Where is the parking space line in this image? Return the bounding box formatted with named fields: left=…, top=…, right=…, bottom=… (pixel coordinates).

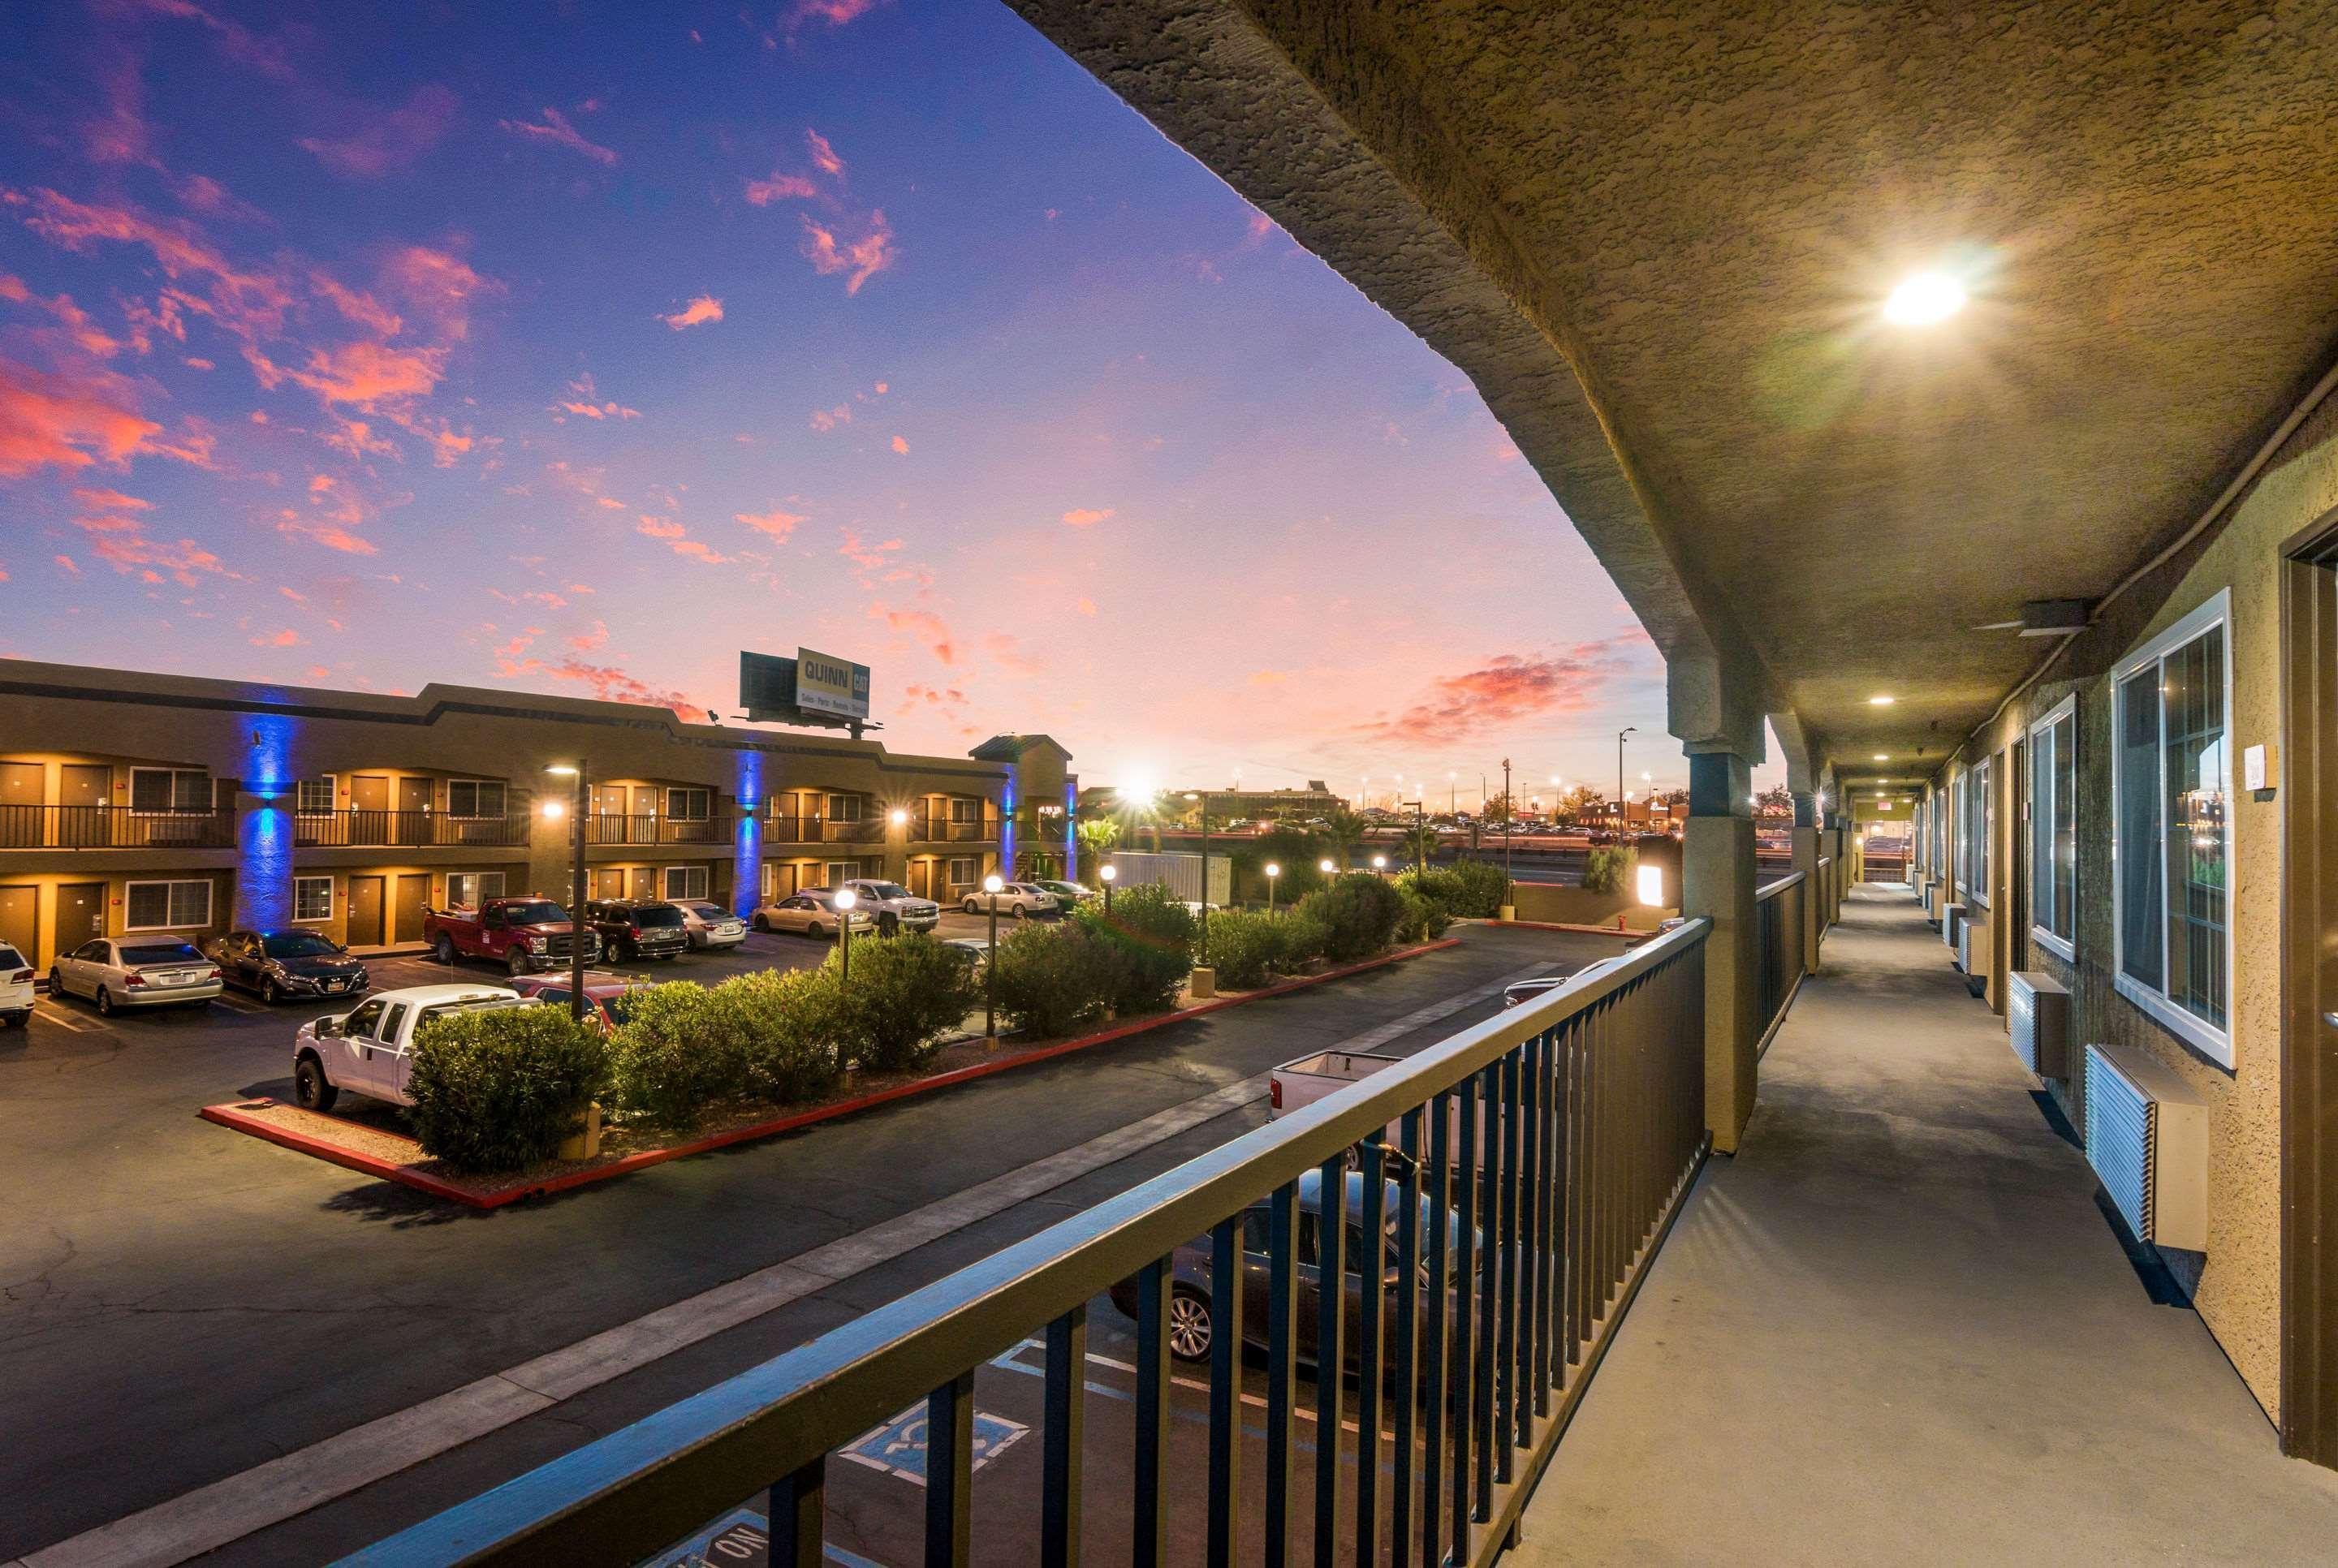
left=34, top=1002, right=96, bottom=1033
left=210, top=994, right=270, bottom=1015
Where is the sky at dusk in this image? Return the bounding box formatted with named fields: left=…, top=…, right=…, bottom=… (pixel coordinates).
left=0, top=0, right=1766, bottom=805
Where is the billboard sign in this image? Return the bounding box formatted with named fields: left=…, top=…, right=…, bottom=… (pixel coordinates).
left=794, top=647, right=870, bottom=722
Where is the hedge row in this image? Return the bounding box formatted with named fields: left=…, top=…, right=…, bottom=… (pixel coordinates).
left=990, top=883, right=1197, bottom=1036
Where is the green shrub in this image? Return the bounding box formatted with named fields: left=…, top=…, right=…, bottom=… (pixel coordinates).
left=1583, top=846, right=1638, bottom=896
left=1207, top=909, right=1284, bottom=989
left=990, top=920, right=1116, bottom=1036
left=1396, top=885, right=1453, bottom=942
left=719, top=967, right=848, bottom=1105
left=1294, top=873, right=1404, bottom=963
left=1075, top=882, right=1195, bottom=1013
left=833, top=933, right=981, bottom=1071
left=1445, top=859, right=1512, bottom=917
left=408, top=1004, right=608, bottom=1174
left=1275, top=909, right=1330, bottom=969
left=606, top=980, right=735, bottom=1131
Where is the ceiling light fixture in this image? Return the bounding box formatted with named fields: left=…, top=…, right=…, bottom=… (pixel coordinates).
left=1869, top=695, right=1895, bottom=706
left=1883, top=271, right=1966, bottom=326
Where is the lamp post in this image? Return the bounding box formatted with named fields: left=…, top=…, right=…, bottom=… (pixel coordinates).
left=543, top=762, right=588, bottom=1026
left=1413, top=798, right=1428, bottom=875
left=833, top=885, right=856, bottom=988
left=1616, top=726, right=1637, bottom=838
left=1372, top=853, right=1387, bottom=877
left=982, top=872, right=1003, bottom=1043
left=1100, top=860, right=1116, bottom=914
left=1318, top=856, right=1335, bottom=886
left=1265, top=861, right=1279, bottom=915
left=1184, top=790, right=1210, bottom=967
left=1502, top=755, right=1513, bottom=902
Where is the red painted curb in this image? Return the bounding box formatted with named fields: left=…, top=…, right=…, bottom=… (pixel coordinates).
left=1484, top=918, right=1654, bottom=941
left=201, top=935, right=1468, bottom=1208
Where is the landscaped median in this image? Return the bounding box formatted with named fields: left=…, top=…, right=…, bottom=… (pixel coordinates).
left=200, top=877, right=1462, bottom=1208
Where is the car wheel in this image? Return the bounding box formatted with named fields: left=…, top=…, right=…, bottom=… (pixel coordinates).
left=294, top=1054, right=339, bottom=1113
left=507, top=949, right=530, bottom=976
left=47, top=967, right=64, bottom=1001
left=261, top=977, right=282, bottom=1005
left=95, top=986, right=114, bottom=1017
left=809, top=921, right=828, bottom=939
left=753, top=914, right=770, bottom=933
left=434, top=935, right=458, bottom=965
left=1011, top=905, right=1027, bottom=920
left=963, top=898, right=977, bottom=915
left=878, top=913, right=899, bottom=938
left=1167, top=1286, right=1214, bottom=1362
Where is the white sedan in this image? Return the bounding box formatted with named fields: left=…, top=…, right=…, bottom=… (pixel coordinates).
left=959, top=881, right=1057, bottom=918
left=1, top=941, right=32, bottom=1027
left=669, top=899, right=748, bottom=950
left=751, top=889, right=875, bottom=939
left=47, top=936, right=223, bottom=1015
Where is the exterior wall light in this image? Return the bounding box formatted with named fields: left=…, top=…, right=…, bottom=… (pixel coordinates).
left=1883, top=271, right=1966, bottom=325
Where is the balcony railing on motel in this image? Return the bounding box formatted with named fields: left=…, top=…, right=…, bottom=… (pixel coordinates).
left=761, top=812, right=886, bottom=845
left=585, top=813, right=728, bottom=846
left=918, top=814, right=996, bottom=842
left=294, top=810, right=529, bottom=849
left=352, top=917, right=1715, bottom=1568
left=1754, top=868, right=1809, bottom=1036
left=0, top=804, right=235, bottom=850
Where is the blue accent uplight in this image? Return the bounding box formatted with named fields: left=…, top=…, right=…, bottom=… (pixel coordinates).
left=1000, top=765, right=1018, bottom=881
left=735, top=752, right=765, bottom=917
left=237, top=800, right=293, bottom=930
left=1063, top=779, right=1078, bottom=878
left=243, top=712, right=300, bottom=799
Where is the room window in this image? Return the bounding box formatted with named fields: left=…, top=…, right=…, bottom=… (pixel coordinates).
left=294, top=876, right=334, bottom=923
left=949, top=796, right=981, bottom=824
left=2028, top=699, right=2077, bottom=959
left=824, top=859, right=860, bottom=887
left=128, top=769, right=209, bottom=813
left=663, top=865, right=710, bottom=900
left=2112, top=592, right=2232, bottom=1065
left=445, top=872, right=506, bottom=909
left=295, top=777, right=337, bottom=815
left=947, top=856, right=977, bottom=887
left=1962, top=756, right=1993, bottom=907
left=446, top=779, right=505, bottom=819
left=827, top=794, right=864, bottom=822
left=125, top=879, right=211, bottom=930
left=666, top=787, right=712, bottom=821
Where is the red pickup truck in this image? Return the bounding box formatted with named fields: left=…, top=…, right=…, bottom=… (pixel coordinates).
left=423, top=896, right=602, bottom=976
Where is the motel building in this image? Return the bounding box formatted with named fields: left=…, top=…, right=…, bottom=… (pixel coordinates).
left=0, top=661, right=1079, bottom=968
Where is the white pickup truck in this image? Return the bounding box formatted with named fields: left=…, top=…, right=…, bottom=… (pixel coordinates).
left=291, top=983, right=538, bottom=1113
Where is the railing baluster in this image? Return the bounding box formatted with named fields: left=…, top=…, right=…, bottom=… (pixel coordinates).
left=1041, top=1306, right=1086, bottom=1568
left=1132, top=1257, right=1171, bottom=1568
left=1451, top=1072, right=1477, bottom=1559
left=1515, top=1034, right=1541, bottom=1445
left=1569, top=1013, right=1589, bottom=1369
left=1536, top=1023, right=1559, bottom=1412
left=1314, top=1153, right=1347, bottom=1563
left=1391, top=1107, right=1423, bottom=1568
left=1475, top=1062, right=1499, bottom=1520
left=1267, top=1180, right=1300, bottom=1568
left=1421, top=1093, right=1452, bottom=1568
left=1496, top=1049, right=1521, bottom=1479
left=925, top=1370, right=973, bottom=1568
left=769, top=1453, right=826, bottom=1568
left=1207, top=1217, right=1244, bottom=1568
left=1357, top=1138, right=1386, bottom=1567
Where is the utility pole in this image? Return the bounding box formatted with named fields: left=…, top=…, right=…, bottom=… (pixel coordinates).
left=1617, top=726, right=1637, bottom=837
left=1503, top=756, right=1512, bottom=895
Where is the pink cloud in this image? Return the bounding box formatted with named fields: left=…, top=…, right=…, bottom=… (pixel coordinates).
left=838, top=528, right=903, bottom=571
left=298, top=85, right=459, bottom=178
left=71, top=486, right=152, bottom=512
left=382, top=246, right=497, bottom=341
left=744, top=172, right=817, bottom=206
left=661, top=295, right=723, bottom=330
left=1356, top=642, right=1634, bottom=743
left=1060, top=506, right=1113, bottom=527
left=636, top=515, right=685, bottom=538
left=786, top=0, right=886, bottom=28
left=868, top=599, right=955, bottom=664
left=246, top=338, right=445, bottom=408
left=308, top=271, right=402, bottom=337
left=54, top=554, right=80, bottom=574
left=735, top=507, right=807, bottom=539
left=498, top=106, right=616, bottom=165
left=251, top=627, right=304, bottom=647
left=528, top=658, right=709, bottom=720
left=890, top=434, right=908, bottom=454
left=13, top=188, right=293, bottom=338
left=806, top=128, right=843, bottom=177
left=1075, top=597, right=1097, bottom=616
left=800, top=211, right=895, bottom=294
left=985, top=632, right=1041, bottom=675
left=0, top=356, right=165, bottom=476
left=89, top=532, right=235, bottom=586
left=809, top=404, right=850, bottom=433
left=568, top=620, right=608, bottom=652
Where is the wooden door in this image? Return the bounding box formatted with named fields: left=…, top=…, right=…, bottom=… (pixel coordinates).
left=351, top=775, right=390, bottom=846
left=629, top=866, right=656, bottom=900
left=54, top=883, right=105, bottom=954
left=0, top=763, right=39, bottom=848
left=392, top=877, right=429, bottom=943
left=397, top=777, right=429, bottom=843
left=59, top=765, right=108, bottom=848
left=0, top=885, right=36, bottom=962
left=347, top=876, right=386, bottom=946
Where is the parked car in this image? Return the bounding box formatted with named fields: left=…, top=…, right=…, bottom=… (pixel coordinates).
left=960, top=881, right=1057, bottom=918
left=1502, top=952, right=1630, bottom=1008
left=669, top=900, right=748, bottom=950
left=291, top=983, right=537, bottom=1111
left=47, top=937, right=222, bottom=1016
left=0, top=943, right=32, bottom=1027
left=206, top=928, right=369, bottom=1004
left=584, top=898, right=691, bottom=963
left=838, top=877, right=941, bottom=936
left=507, top=971, right=653, bottom=1032
left=425, top=897, right=601, bottom=976
left=1031, top=879, right=1095, bottom=913
left=1106, top=1169, right=1456, bottom=1368
left=941, top=936, right=992, bottom=971
left=752, top=887, right=875, bottom=939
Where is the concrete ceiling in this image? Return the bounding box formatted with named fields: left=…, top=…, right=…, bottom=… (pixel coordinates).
left=1011, top=0, right=2338, bottom=786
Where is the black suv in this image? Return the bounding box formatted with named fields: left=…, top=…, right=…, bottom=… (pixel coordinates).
left=583, top=899, right=691, bottom=962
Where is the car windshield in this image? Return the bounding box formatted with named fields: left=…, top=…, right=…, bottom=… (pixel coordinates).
left=632, top=906, right=684, bottom=927
left=262, top=933, right=343, bottom=959
left=864, top=883, right=911, bottom=900
left=122, top=942, right=204, bottom=965
left=684, top=902, right=724, bottom=918
left=500, top=902, right=568, bottom=924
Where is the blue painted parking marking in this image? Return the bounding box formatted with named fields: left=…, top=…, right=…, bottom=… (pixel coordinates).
left=838, top=1402, right=1027, bottom=1486
left=636, top=1506, right=891, bottom=1567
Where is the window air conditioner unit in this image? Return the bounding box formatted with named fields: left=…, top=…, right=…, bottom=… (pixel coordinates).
left=1942, top=902, right=1966, bottom=958
left=2083, top=1044, right=2207, bottom=1252
left=1925, top=879, right=1943, bottom=926
left=1956, top=914, right=1974, bottom=975
left=2007, top=971, right=2068, bottom=1077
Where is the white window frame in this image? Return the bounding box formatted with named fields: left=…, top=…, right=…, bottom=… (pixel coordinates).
left=823, top=859, right=859, bottom=887
left=128, top=768, right=209, bottom=814
left=2026, top=696, right=2078, bottom=963
left=444, top=871, right=506, bottom=910
left=665, top=787, right=712, bottom=822
left=445, top=778, right=506, bottom=820
left=947, top=856, right=977, bottom=888
left=2109, top=588, right=2235, bottom=1068
left=662, top=864, right=710, bottom=900
left=124, top=878, right=212, bottom=931
left=293, top=875, right=334, bottom=924
left=1966, top=756, right=1993, bottom=910
left=295, top=776, right=337, bottom=815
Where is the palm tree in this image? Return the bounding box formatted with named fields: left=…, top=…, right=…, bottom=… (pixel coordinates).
left=1075, top=817, right=1119, bottom=882
left=1400, top=821, right=1440, bottom=874
left=1320, top=807, right=1368, bottom=874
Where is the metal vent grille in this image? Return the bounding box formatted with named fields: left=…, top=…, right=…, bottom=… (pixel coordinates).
left=2086, top=1045, right=2157, bottom=1242
left=2009, top=976, right=2040, bottom=1072
left=1956, top=918, right=1973, bottom=975
left=1943, top=902, right=1964, bottom=952
left=2008, top=971, right=2068, bottom=1076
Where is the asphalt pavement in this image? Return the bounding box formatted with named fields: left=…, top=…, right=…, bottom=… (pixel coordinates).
left=0, top=920, right=1624, bottom=1564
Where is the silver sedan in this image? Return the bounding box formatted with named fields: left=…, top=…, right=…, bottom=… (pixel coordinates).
left=669, top=899, right=749, bottom=950
left=47, top=937, right=223, bottom=1015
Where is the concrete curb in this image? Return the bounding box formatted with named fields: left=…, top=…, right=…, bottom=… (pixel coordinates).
left=199, top=936, right=1465, bottom=1208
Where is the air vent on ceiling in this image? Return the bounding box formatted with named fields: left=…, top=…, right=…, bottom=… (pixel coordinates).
left=2008, top=971, right=2069, bottom=1077
left=2084, top=1044, right=2207, bottom=1251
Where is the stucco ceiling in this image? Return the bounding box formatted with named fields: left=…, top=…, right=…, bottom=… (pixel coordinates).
left=1012, top=0, right=2338, bottom=785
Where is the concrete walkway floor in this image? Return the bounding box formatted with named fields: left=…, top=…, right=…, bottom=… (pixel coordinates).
left=1516, top=884, right=2338, bottom=1566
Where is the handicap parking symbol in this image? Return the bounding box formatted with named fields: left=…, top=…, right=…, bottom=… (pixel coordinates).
left=840, top=1402, right=1028, bottom=1486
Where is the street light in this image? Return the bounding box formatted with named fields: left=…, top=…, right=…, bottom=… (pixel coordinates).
left=833, top=885, right=857, bottom=989
left=1184, top=790, right=1211, bottom=968
left=1100, top=860, right=1117, bottom=914
left=1372, top=853, right=1387, bottom=875
left=982, top=872, right=1005, bottom=1042
left=1617, top=726, right=1637, bottom=836
left=543, top=762, right=588, bottom=1025
left=1318, top=856, right=1335, bottom=884
left=1265, top=861, right=1279, bottom=915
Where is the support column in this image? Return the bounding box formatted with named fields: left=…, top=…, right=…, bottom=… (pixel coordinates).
left=233, top=790, right=293, bottom=932
left=1684, top=749, right=1760, bottom=1154
left=1790, top=790, right=1820, bottom=975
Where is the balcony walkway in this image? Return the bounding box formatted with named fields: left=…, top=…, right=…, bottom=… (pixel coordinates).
left=1516, top=883, right=2338, bottom=1566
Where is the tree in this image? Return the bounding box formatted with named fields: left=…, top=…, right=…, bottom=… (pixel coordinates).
left=1400, top=821, right=1440, bottom=874
left=1556, top=783, right=1608, bottom=826
left=1075, top=817, right=1119, bottom=882
left=1318, top=807, right=1369, bottom=872
left=1756, top=784, right=1795, bottom=820
left=1483, top=790, right=1516, bottom=827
